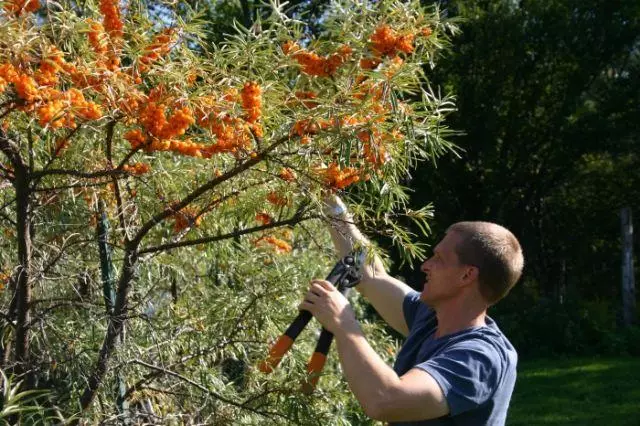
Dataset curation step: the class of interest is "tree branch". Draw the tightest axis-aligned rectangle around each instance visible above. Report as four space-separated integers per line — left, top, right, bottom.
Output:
103 121 128 241
130 134 289 246
138 214 312 255
30 167 126 180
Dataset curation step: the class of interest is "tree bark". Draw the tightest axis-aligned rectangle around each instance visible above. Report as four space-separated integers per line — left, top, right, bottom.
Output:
79 248 137 411
0 132 33 385
13 163 33 384
621 207 636 326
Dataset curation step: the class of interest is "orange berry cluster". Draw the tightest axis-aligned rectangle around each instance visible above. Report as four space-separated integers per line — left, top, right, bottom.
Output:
289 115 369 146
116 89 145 116
2 0 38 15
0 272 9 291
255 212 272 225
68 88 103 120
266 191 288 207
0 58 101 129
293 91 318 109
0 63 38 102
284 42 353 77
254 235 292 253
122 162 151 175
316 162 361 190
370 25 415 57
278 167 296 182
87 20 109 56
123 129 146 147
84 17 121 72
290 119 320 138
210 117 254 153
361 134 389 167
36 88 102 129
241 81 262 124
139 29 175 72
36 47 67 87
99 0 123 39
36 100 67 128
125 94 253 159
124 130 209 158
138 103 195 139
359 57 382 70
171 206 202 233
193 90 260 155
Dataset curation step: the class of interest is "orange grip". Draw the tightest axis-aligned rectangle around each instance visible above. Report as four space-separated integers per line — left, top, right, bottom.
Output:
301 352 327 394
258 335 294 373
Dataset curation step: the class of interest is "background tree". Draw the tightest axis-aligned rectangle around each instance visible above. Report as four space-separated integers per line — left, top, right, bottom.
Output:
392 0 640 356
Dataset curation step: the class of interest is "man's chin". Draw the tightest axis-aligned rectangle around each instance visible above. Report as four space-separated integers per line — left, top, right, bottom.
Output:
419 287 432 304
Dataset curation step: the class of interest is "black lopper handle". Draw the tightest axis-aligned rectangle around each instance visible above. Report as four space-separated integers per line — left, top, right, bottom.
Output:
301 281 351 394
259 255 359 376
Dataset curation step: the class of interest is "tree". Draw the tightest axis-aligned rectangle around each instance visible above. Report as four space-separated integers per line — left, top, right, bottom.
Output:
366 0 640 356
0 0 456 422
397 0 640 297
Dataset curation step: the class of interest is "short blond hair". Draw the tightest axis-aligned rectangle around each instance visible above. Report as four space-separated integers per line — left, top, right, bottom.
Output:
447 222 524 305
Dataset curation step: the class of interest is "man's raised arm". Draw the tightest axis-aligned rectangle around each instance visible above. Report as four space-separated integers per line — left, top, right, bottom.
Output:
325 196 414 336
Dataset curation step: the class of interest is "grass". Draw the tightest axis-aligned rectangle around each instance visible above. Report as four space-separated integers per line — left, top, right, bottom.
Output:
508 357 640 425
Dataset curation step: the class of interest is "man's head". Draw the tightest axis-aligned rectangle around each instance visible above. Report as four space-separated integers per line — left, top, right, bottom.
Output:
420 222 524 306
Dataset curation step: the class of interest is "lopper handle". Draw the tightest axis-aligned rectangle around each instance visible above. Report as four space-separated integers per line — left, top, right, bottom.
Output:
259 254 359 377
301 327 334 394
258 310 312 373
301 281 351 393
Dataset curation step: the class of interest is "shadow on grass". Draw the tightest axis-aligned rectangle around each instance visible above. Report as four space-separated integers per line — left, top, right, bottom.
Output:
508 357 640 426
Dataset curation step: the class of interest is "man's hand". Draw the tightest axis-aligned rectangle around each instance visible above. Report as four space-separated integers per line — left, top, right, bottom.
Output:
299 280 360 335
322 194 349 219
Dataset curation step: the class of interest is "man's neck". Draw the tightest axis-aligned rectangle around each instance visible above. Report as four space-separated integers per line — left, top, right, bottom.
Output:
433 298 487 339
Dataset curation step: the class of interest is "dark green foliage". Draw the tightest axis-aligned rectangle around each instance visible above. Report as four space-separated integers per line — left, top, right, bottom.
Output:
490 283 640 358
381 0 640 356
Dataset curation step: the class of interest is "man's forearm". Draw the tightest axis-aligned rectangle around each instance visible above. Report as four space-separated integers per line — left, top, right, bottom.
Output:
326 200 413 335
328 213 367 258
333 325 401 420
333 325 449 422
328 214 389 284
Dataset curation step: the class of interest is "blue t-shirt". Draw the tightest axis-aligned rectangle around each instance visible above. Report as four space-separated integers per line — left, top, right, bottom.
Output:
392 291 517 426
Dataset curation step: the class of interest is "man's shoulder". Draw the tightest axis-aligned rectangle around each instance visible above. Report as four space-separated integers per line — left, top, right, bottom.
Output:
403 291 437 331
444 319 518 373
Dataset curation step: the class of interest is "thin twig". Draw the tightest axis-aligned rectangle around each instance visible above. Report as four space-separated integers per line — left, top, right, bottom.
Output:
131 359 288 419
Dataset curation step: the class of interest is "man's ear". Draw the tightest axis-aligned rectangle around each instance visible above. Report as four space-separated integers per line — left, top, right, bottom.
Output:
461 266 479 286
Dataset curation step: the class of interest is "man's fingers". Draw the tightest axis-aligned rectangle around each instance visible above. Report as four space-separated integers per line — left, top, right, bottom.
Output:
310 279 334 292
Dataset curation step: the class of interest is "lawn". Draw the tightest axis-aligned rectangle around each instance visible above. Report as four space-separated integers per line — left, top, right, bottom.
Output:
508 357 640 425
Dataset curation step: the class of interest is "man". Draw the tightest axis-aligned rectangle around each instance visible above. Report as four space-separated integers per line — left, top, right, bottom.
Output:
299 197 524 425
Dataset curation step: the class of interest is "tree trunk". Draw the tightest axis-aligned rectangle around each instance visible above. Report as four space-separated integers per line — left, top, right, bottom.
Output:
620 207 636 326
79 249 138 411
12 150 33 386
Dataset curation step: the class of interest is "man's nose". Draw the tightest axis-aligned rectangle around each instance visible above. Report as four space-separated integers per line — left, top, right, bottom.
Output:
420 258 430 272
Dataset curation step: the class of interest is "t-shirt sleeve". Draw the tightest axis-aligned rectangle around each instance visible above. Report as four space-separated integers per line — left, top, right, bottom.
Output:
402 291 423 331
414 340 503 416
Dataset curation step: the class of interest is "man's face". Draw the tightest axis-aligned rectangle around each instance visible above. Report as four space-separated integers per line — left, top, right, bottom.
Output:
419 231 468 305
